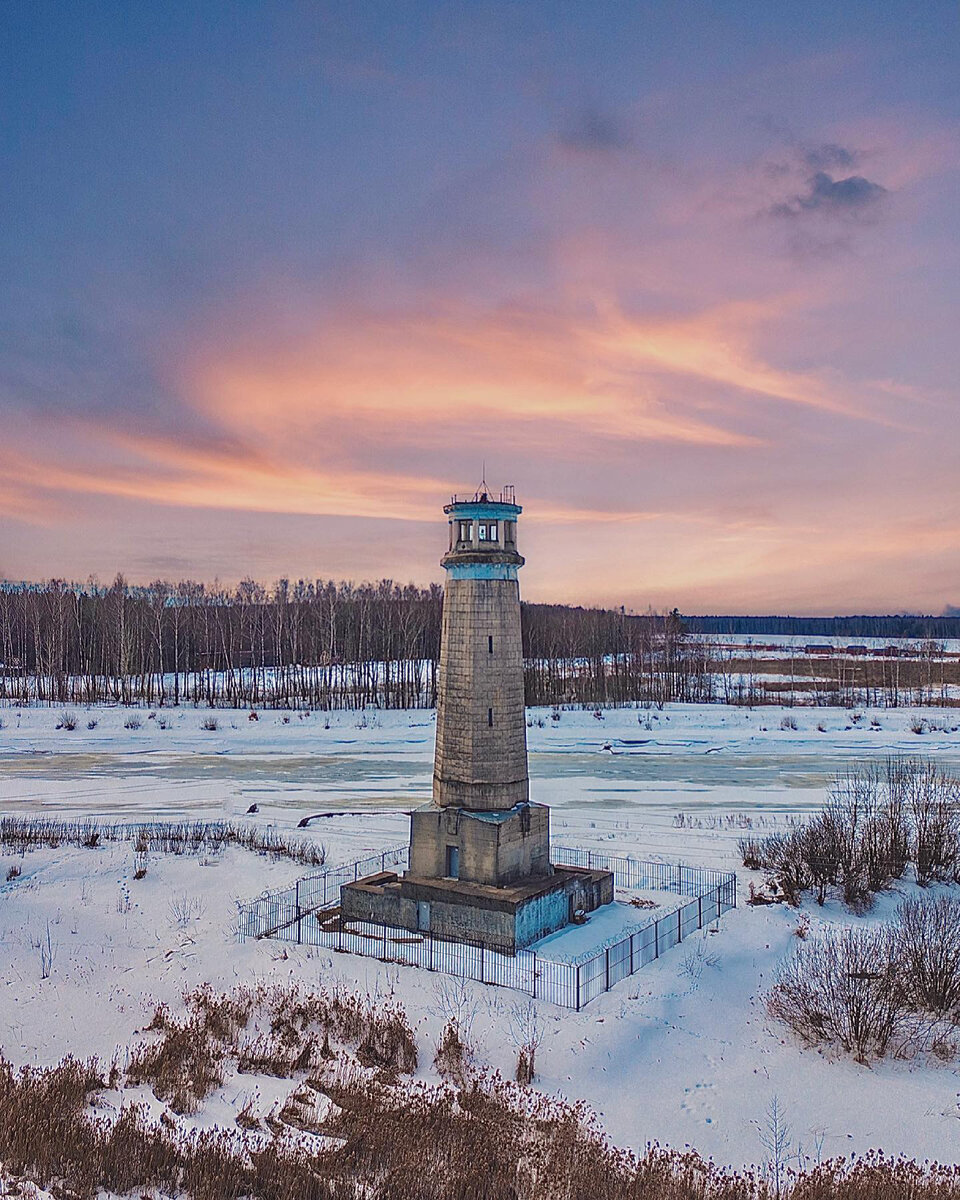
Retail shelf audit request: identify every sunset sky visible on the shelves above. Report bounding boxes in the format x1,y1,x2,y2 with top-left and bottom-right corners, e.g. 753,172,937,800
2,2,958,614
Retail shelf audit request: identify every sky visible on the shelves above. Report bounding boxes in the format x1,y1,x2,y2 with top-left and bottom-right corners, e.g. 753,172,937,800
1,1,958,615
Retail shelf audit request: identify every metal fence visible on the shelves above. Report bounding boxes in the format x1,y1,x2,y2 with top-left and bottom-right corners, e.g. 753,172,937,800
237,844,409,941
237,845,736,1010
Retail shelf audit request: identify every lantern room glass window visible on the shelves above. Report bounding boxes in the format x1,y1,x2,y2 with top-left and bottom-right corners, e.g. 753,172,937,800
476,521,498,542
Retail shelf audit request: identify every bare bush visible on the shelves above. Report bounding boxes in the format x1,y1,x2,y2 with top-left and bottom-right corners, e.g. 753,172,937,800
904,762,960,885
168,894,205,929
508,1000,546,1086
771,894,960,1063
433,1022,471,1086
769,926,905,1063
30,921,56,980
743,758,958,907
895,895,960,1018
56,710,77,731
201,716,219,731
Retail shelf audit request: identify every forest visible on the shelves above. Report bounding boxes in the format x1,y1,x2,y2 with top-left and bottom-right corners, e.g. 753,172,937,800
0,578,954,710
0,577,707,710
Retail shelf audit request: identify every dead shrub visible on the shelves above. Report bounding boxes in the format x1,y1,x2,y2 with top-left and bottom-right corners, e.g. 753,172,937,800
895,895,960,1018
743,758,956,908
769,926,905,1063
433,1022,470,1086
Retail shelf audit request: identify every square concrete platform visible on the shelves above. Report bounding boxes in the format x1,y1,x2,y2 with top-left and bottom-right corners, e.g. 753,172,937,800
340,861,613,955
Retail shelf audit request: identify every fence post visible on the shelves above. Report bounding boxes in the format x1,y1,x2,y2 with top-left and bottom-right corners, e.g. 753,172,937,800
629,933,634,975
429,934,434,971
531,952,537,999
480,942,485,984
576,963,581,1011
654,918,659,959
698,894,703,929
296,880,302,945
677,906,682,943
605,947,610,992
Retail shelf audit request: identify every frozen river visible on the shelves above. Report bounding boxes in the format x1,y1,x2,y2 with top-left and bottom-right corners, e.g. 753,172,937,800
1,703,958,868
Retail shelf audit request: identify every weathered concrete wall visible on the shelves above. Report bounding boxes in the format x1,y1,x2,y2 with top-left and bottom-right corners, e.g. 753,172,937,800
516,887,568,947
340,874,419,929
409,803,551,887
491,803,551,882
433,575,528,811
565,868,615,913
342,863,614,955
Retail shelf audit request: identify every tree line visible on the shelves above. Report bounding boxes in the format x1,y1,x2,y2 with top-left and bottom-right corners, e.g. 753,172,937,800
2,577,953,711
0,578,709,710
686,613,960,639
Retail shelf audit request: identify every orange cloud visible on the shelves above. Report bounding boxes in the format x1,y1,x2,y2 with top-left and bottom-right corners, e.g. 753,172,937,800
0,293,910,534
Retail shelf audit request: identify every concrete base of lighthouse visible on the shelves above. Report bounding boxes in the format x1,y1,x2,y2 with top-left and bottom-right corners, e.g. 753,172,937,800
341,802,613,954
409,801,552,887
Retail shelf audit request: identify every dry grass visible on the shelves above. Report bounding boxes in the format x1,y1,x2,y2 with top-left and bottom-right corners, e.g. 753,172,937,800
2,983,960,1199
129,983,417,1114
0,815,326,866
4,1047,960,1200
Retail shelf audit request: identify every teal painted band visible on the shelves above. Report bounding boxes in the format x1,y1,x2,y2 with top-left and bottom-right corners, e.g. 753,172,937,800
446,502,522,520
444,562,519,580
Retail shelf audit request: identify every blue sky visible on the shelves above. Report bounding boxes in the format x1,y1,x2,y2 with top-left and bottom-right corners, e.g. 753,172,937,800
1,1,958,612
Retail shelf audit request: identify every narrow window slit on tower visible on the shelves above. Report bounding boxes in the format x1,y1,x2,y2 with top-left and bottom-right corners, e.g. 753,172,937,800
488,635,494,653
488,708,493,727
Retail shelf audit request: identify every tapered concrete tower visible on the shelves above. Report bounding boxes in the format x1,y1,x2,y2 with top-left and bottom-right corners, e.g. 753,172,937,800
408,484,551,887
433,486,528,812
339,483,613,953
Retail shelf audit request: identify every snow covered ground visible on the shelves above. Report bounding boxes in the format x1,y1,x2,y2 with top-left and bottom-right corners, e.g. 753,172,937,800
2,700,960,1173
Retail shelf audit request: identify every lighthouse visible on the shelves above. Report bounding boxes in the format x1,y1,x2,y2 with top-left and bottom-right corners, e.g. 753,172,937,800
432,485,528,813
340,483,612,954
407,484,552,888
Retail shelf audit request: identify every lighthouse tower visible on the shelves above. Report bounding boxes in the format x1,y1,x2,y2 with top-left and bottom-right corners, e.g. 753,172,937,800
407,484,552,887
339,483,613,954
433,485,528,812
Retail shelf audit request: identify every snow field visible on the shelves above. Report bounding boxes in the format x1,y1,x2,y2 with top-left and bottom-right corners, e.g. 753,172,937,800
1,700,960,1171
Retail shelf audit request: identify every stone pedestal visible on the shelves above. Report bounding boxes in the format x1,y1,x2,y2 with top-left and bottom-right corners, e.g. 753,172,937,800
340,862,613,955
409,802,550,887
